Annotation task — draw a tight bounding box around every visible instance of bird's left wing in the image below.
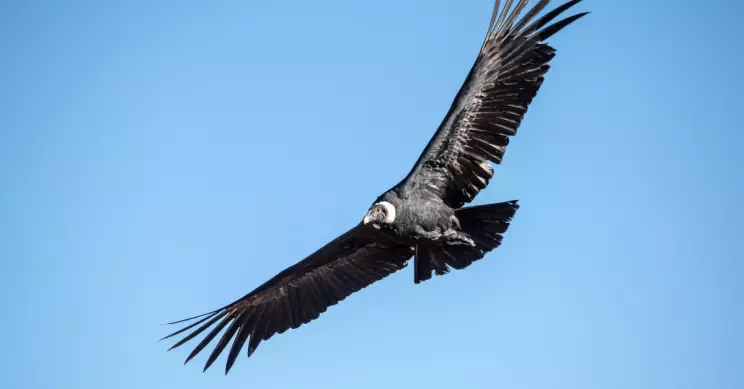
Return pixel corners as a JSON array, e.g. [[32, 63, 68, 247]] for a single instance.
[[397, 0, 587, 208], [162, 223, 413, 374]]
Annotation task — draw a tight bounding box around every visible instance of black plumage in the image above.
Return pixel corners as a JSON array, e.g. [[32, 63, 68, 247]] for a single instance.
[[163, 0, 587, 374]]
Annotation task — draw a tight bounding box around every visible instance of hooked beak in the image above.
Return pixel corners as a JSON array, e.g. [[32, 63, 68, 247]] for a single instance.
[[363, 213, 380, 229]]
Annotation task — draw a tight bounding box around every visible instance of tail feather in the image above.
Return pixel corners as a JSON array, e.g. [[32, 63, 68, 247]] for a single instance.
[[414, 200, 519, 284]]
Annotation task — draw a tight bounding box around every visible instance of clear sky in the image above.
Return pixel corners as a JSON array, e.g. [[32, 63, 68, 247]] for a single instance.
[[2, 1, 743, 388]]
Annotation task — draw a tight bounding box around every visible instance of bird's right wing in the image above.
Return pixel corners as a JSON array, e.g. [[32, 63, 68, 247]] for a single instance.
[[161, 223, 413, 374], [397, 0, 587, 208]]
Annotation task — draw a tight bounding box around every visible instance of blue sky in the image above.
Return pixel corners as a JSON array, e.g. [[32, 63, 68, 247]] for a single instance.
[[2, 1, 743, 388]]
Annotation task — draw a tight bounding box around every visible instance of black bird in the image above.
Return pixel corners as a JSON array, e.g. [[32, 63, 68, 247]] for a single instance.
[[163, 0, 587, 374]]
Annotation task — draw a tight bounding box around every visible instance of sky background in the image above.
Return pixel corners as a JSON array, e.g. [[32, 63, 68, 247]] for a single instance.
[[2, 1, 743, 388]]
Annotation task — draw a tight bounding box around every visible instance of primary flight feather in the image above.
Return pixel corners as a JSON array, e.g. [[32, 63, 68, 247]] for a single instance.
[[162, 0, 587, 374]]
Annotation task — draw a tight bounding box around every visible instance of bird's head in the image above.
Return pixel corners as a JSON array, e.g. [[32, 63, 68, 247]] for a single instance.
[[363, 201, 396, 229]]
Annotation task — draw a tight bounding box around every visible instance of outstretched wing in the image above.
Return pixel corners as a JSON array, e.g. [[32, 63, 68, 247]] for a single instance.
[[398, 0, 587, 208], [162, 224, 413, 374]]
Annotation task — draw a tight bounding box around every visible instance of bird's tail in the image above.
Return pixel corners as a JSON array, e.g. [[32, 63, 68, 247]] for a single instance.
[[414, 200, 519, 284]]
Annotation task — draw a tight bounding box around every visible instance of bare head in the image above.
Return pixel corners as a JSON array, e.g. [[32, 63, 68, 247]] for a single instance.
[[363, 201, 396, 229]]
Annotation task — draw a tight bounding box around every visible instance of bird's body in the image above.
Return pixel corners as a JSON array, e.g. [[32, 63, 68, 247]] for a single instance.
[[370, 190, 465, 246], [162, 0, 588, 374]]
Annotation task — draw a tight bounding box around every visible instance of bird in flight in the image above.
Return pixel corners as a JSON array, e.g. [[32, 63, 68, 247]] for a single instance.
[[162, 0, 588, 374]]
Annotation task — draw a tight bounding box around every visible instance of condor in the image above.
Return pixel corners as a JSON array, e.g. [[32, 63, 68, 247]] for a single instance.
[[163, 0, 587, 374]]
